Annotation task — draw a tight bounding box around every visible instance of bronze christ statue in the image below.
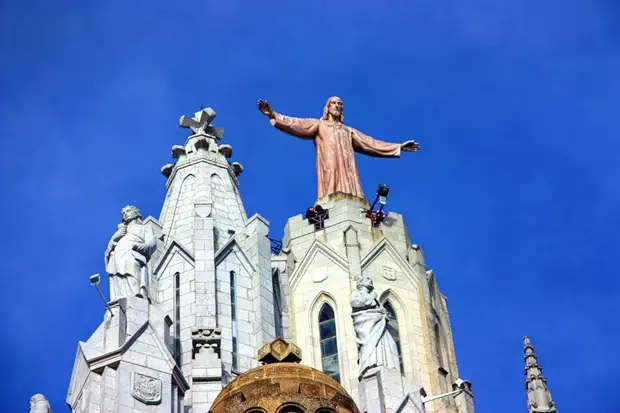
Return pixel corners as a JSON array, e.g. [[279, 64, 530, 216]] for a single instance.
[[258, 96, 419, 201]]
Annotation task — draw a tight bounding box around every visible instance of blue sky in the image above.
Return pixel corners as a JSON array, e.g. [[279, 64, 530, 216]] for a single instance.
[[1, 1, 619, 412]]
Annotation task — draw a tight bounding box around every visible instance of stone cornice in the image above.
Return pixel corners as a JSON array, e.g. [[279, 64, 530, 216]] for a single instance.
[[165, 153, 239, 190]]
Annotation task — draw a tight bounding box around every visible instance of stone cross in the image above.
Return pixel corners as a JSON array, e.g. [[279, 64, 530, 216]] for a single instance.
[[179, 107, 224, 138]]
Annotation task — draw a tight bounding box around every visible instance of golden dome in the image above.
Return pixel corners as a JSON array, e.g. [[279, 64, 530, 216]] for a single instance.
[[209, 338, 359, 413]]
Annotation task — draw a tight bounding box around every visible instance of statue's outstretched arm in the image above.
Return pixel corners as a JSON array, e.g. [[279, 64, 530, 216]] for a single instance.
[[350, 128, 402, 158], [270, 113, 319, 139], [258, 99, 319, 139]]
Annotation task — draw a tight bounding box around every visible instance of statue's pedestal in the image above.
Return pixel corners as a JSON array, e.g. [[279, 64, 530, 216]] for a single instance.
[[356, 367, 425, 413], [104, 296, 149, 351]]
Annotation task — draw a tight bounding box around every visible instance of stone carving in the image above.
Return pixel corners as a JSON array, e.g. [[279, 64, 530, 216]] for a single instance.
[[350, 277, 400, 379], [194, 136, 210, 152], [132, 372, 162, 405], [231, 161, 244, 177], [161, 163, 174, 178], [257, 337, 302, 364], [312, 271, 328, 283], [104, 205, 157, 301], [29, 394, 52, 413], [381, 266, 397, 281], [219, 144, 233, 158], [171, 145, 186, 159], [258, 97, 420, 200], [192, 327, 222, 358], [180, 107, 224, 138], [194, 198, 213, 219]]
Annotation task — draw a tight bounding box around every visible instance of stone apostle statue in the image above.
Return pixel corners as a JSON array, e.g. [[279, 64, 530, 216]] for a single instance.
[[104, 205, 156, 301], [258, 97, 420, 201], [350, 276, 400, 379], [30, 394, 52, 413]]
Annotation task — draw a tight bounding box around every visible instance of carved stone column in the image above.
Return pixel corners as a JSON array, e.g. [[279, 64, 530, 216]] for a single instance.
[[191, 327, 223, 413]]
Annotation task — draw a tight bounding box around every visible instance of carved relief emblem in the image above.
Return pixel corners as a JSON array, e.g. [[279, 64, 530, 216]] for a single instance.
[[132, 373, 162, 405], [194, 197, 212, 218], [312, 271, 328, 283], [381, 266, 397, 281]]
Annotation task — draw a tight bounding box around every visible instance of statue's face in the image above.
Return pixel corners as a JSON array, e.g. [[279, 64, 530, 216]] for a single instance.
[[121, 206, 140, 223], [356, 277, 373, 291], [327, 98, 343, 119]]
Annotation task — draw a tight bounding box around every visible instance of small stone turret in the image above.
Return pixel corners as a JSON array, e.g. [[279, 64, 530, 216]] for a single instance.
[[524, 336, 557, 413]]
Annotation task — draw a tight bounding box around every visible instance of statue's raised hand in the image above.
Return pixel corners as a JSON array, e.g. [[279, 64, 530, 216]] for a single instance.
[[401, 140, 420, 152], [258, 99, 275, 119]]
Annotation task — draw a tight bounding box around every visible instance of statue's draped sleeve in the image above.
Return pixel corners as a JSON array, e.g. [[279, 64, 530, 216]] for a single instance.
[[270, 113, 319, 139], [134, 225, 157, 259], [350, 127, 401, 158]]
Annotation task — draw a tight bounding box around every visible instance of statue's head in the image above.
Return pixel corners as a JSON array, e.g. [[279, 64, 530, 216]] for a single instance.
[[121, 205, 142, 224], [356, 276, 374, 291], [30, 394, 51, 413], [322, 96, 344, 123]]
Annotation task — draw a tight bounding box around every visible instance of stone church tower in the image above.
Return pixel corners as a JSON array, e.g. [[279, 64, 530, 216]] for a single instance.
[[280, 194, 474, 413], [64, 106, 474, 413]]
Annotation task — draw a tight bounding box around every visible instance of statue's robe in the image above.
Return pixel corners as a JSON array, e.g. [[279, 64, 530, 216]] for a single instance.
[[105, 221, 156, 300], [350, 290, 400, 378], [270, 113, 401, 200]]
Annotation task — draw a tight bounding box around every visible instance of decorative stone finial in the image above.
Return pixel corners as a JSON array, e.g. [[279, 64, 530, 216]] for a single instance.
[[212, 336, 359, 413], [179, 108, 224, 138], [30, 393, 52, 413], [231, 161, 244, 177], [171, 145, 186, 159], [161, 163, 174, 178], [257, 337, 302, 364], [192, 327, 222, 358], [524, 336, 557, 413], [218, 144, 233, 158]]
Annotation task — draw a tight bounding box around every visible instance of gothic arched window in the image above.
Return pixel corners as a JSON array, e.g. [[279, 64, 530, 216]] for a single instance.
[[272, 270, 284, 338], [384, 301, 404, 374], [318, 303, 340, 383], [277, 404, 305, 413], [231, 270, 238, 371], [434, 323, 443, 368]]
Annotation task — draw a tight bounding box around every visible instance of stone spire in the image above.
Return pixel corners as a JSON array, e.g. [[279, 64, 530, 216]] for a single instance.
[[524, 336, 557, 413], [159, 107, 248, 251]]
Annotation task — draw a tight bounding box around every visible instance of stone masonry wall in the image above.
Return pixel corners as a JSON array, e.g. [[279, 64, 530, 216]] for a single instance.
[[283, 196, 462, 413]]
